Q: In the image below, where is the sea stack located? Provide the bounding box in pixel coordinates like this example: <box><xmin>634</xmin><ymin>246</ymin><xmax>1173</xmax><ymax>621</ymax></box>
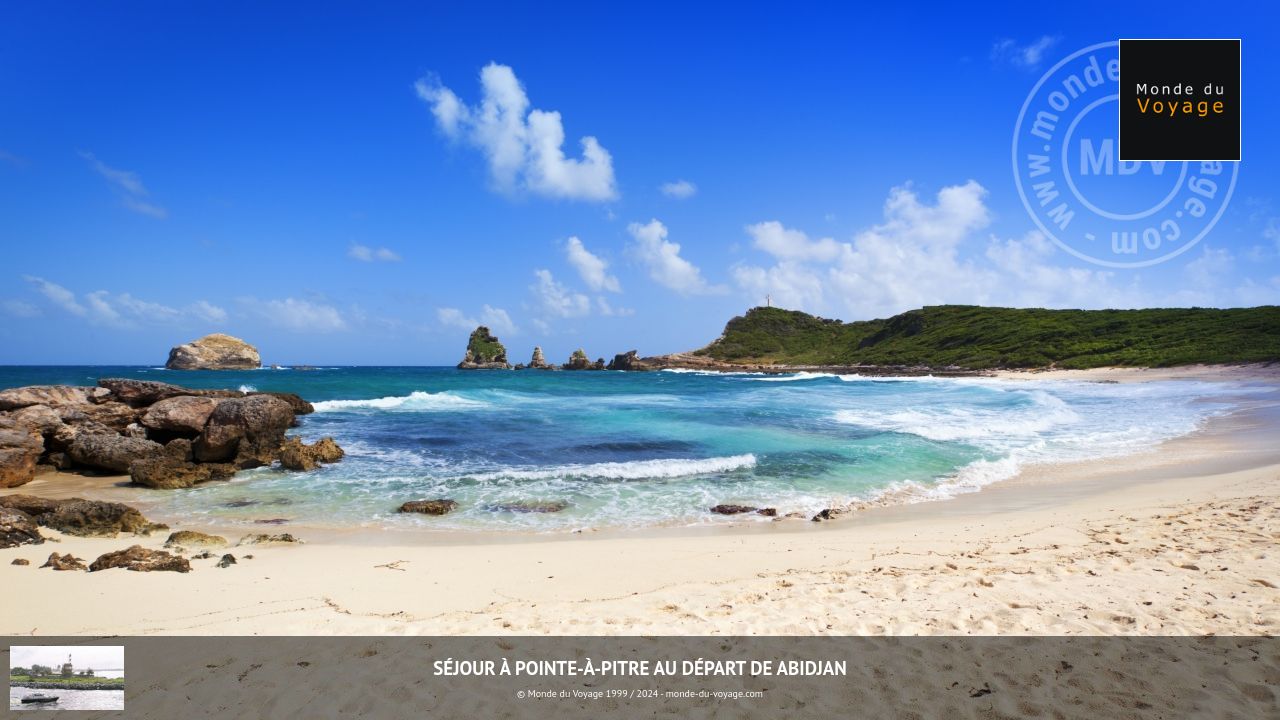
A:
<box><xmin>457</xmin><ymin>327</ymin><xmax>512</xmax><ymax>369</ymax></box>
<box><xmin>165</xmin><ymin>334</ymin><xmax>261</xmax><ymax>370</ymax></box>
<box><xmin>528</xmin><ymin>346</ymin><xmax>552</xmax><ymax>369</ymax></box>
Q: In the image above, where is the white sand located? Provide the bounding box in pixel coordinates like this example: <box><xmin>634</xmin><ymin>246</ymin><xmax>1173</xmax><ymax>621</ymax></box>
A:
<box><xmin>2</xmin><ymin>366</ymin><xmax>1278</xmax><ymax>637</ymax></box>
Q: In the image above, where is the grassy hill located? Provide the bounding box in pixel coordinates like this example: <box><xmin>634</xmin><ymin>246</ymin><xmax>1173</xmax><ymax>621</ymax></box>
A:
<box><xmin>692</xmin><ymin>305</ymin><xmax>1280</xmax><ymax>369</ymax></box>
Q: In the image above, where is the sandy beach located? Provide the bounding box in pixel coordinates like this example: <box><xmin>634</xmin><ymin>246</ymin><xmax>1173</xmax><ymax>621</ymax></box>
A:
<box><xmin>2</xmin><ymin>366</ymin><xmax>1278</xmax><ymax>637</ymax></box>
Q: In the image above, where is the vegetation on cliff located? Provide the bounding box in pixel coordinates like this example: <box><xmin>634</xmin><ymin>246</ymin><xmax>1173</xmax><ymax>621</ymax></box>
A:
<box><xmin>694</xmin><ymin>305</ymin><xmax>1280</xmax><ymax>369</ymax></box>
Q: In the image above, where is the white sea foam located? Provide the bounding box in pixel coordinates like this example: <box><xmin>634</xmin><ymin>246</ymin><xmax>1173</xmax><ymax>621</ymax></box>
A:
<box><xmin>238</xmin><ymin>384</ymin><xmax>258</xmax><ymax>393</ymax></box>
<box><xmin>312</xmin><ymin>391</ymin><xmax>487</xmax><ymax>412</ymax></box>
<box><xmin>831</xmin><ymin>391</ymin><xmax>1081</xmax><ymax>443</ymax></box>
<box><xmin>462</xmin><ymin>454</ymin><xmax>758</xmax><ymax>482</ymax></box>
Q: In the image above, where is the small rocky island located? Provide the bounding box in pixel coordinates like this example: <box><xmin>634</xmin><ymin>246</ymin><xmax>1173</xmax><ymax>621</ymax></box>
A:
<box><xmin>165</xmin><ymin>333</ymin><xmax>261</xmax><ymax>370</ymax></box>
<box><xmin>0</xmin><ymin>378</ymin><xmax>342</xmax><ymax>491</ymax></box>
<box><xmin>456</xmin><ymin>325</ymin><xmax>654</xmax><ymax>372</ymax></box>
<box><xmin>456</xmin><ymin>326</ymin><xmax>512</xmax><ymax>369</ymax></box>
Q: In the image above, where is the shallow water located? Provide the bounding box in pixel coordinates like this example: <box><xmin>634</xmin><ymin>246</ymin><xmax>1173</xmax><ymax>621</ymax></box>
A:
<box><xmin>0</xmin><ymin>366</ymin><xmax>1261</xmax><ymax>532</ymax></box>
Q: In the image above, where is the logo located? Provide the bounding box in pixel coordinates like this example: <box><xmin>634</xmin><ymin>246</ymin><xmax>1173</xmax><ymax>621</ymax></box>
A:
<box><xmin>1013</xmin><ymin>41</ymin><xmax>1237</xmax><ymax>268</ymax></box>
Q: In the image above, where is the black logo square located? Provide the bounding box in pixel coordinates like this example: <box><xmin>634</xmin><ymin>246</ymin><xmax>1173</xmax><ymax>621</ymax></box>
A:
<box><xmin>1119</xmin><ymin>39</ymin><xmax>1240</xmax><ymax>161</ymax></box>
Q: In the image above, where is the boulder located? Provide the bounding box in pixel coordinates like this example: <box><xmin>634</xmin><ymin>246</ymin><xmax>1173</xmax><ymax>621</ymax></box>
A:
<box><xmin>606</xmin><ymin>350</ymin><xmax>651</xmax><ymax>371</ymax></box>
<box><xmin>217</xmin><ymin>553</ymin><xmax>237</xmax><ymax>568</ymax></box>
<box><xmin>38</xmin><ymin>498</ymin><xmax>163</xmax><ymax>537</ymax></box>
<box><xmin>165</xmin><ymin>333</ymin><xmax>261</xmax><ymax>370</ymax></box>
<box><xmin>55</xmin><ymin>401</ymin><xmax>141</xmax><ymax>432</ymax></box>
<box><xmin>97</xmin><ymin>378</ymin><xmax>242</xmax><ymax>407</ymax></box>
<box><xmin>129</xmin><ymin>456</ymin><xmax>236</xmax><ymax>489</ymax></box>
<box><xmin>0</xmin><ymin>385</ymin><xmax>109</xmax><ymax>411</ymax></box>
<box><xmin>484</xmin><ymin>500</ymin><xmax>569</xmax><ymax>514</ymax></box>
<box><xmin>41</xmin><ymin>552</ymin><xmax>87</xmax><ymax>571</ymax></box>
<box><xmin>457</xmin><ymin>326</ymin><xmax>511</xmax><ymax>369</ymax></box>
<box><xmin>528</xmin><ymin>346</ymin><xmax>552</xmax><ymax>369</ymax></box>
<box><xmin>11</xmin><ymin>558</ymin><xmax>29</xmax><ymax>565</ymax></box>
<box><xmin>248</xmin><ymin>391</ymin><xmax>314</xmax><ymax>417</ymax></box>
<box><xmin>811</xmin><ymin>508</ymin><xmax>844</xmax><ymax>522</ymax></box>
<box><xmin>49</xmin><ymin>419</ymin><xmax>114</xmax><ymax>453</ymax></box>
<box><xmin>0</xmin><ymin>507</ymin><xmax>43</xmax><ymax>548</ymax></box>
<box><xmin>193</xmin><ymin>395</ymin><xmax>295</xmax><ymax>467</ymax></box>
<box><xmin>563</xmin><ymin>349</ymin><xmax>592</xmax><ymax>370</ymax></box>
<box><xmin>592</xmin><ymin>358</ymin><xmax>606</xmax><ymax>370</ymax></box>
<box><xmin>89</xmin><ymin>545</ymin><xmax>191</xmax><ymax>573</ymax></box>
<box><xmin>0</xmin><ymin>425</ymin><xmax>44</xmax><ymax>488</ymax></box>
<box><xmin>68</xmin><ymin>433</ymin><xmax>163</xmax><ymax>472</ymax></box>
<box><xmin>710</xmin><ymin>504</ymin><xmax>759</xmax><ymax>515</ymax></box>
<box><xmin>278</xmin><ymin>436</ymin><xmax>344</xmax><ymax>471</ymax></box>
<box><xmin>0</xmin><ymin>494</ymin><xmax>62</xmax><ymax>516</ymax></box>
<box><xmin>398</xmin><ymin>499</ymin><xmax>458</xmax><ymax>515</ymax></box>
<box><xmin>141</xmin><ymin>396</ymin><xmax>221</xmax><ymax>435</ymax></box>
<box><xmin>164</xmin><ymin>530</ymin><xmax>227</xmax><ymax>548</ymax></box>
<box><xmin>8</xmin><ymin>404</ymin><xmax>65</xmax><ymax>435</ymax></box>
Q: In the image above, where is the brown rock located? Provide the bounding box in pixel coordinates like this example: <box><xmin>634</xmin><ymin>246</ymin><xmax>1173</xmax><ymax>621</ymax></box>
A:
<box><xmin>39</xmin><ymin>498</ymin><xmax>160</xmax><ymax>537</ymax></box>
<box><xmin>68</xmin><ymin>432</ymin><xmax>163</xmax><ymax>472</ymax></box>
<box><xmin>278</xmin><ymin>436</ymin><xmax>344</xmax><ymax>471</ymax></box>
<box><xmin>217</xmin><ymin>553</ymin><xmax>237</xmax><ymax>568</ymax></box>
<box><xmin>11</xmin><ymin>558</ymin><xmax>29</xmax><ymax>565</ymax></box>
<box><xmin>0</xmin><ymin>385</ymin><xmax>109</xmax><ymax>411</ymax></box>
<box><xmin>129</xmin><ymin>456</ymin><xmax>236</xmax><ymax>489</ymax></box>
<box><xmin>165</xmin><ymin>334</ymin><xmax>261</xmax><ymax>370</ymax></box>
<box><xmin>0</xmin><ymin>494</ymin><xmax>62</xmax><ymax>516</ymax></box>
<box><xmin>41</xmin><ymin>552</ymin><xmax>87</xmax><ymax>571</ymax></box>
<box><xmin>141</xmin><ymin>396</ymin><xmax>221</xmax><ymax>435</ymax></box>
<box><xmin>398</xmin><ymin>499</ymin><xmax>458</xmax><ymax>515</ymax></box>
<box><xmin>89</xmin><ymin>545</ymin><xmax>191</xmax><ymax>573</ymax></box>
<box><xmin>9</xmin><ymin>404</ymin><xmax>64</xmax><ymax>435</ymax></box>
<box><xmin>164</xmin><ymin>530</ymin><xmax>227</xmax><ymax>548</ymax></box>
<box><xmin>0</xmin><ymin>507</ymin><xmax>43</xmax><ymax>548</ymax></box>
<box><xmin>248</xmin><ymin>392</ymin><xmax>314</xmax><ymax>417</ymax></box>
<box><xmin>710</xmin><ymin>504</ymin><xmax>758</xmax><ymax>515</ymax></box>
<box><xmin>0</xmin><ymin>424</ymin><xmax>44</xmax><ymax>488</ymax></box>
<box><xmin>811</xmin><ymin>508</ymin><xmax>844</xmax><ymax>522</ymax></box>
<box><xmin>193</xmin><ymin>395</ymin><xmax>294</xmax><ymax>467</ymax></box>
<box><xmin>56</xmin><ymin>401</ymin><xmax>142</xmax><ymax>432</ymax></box>
<box><xmin>606</xmin><ymin>350</ymin><xmax>651</xmax><ymax>371</ymax></box>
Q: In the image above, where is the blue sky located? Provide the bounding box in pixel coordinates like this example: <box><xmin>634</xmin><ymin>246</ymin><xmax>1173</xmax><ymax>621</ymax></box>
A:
<box><xmin>1</xmin><ymin>2</ymin><xmax>1276</xmax><ymax>365</ymax></box>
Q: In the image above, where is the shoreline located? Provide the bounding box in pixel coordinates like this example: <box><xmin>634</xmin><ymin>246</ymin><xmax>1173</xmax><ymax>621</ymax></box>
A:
<box><xmin>1</xmin><ymin>366</ymin><xmax>1278</xmax><ymax>635</ymax></box>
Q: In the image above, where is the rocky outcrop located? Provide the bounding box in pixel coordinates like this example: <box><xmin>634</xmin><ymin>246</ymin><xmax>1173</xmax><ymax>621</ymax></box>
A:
<box><xmin>90</xmin><ymin>545</ymin><xmax>191</xmax><ymax>573</ymax></box>
<box><xmin>606</xmin><ymin>350</ymin><xmax>653</xmax><ymax>371</ymax></box>
<box><xmin>528</xmin><ymin>346</ymin><xmax>552</xmax><ymax>369</ymax></box>
<box><xmin>237</xmin><ymin>533</ymin><xmax>299</xmax><ymax>545</ymax></box>
<box><xmin>165</xmin><ymin>530</ymin><xmax>227</xmax><ymax>548</ymax></box>
<box><xmin>398</xmin><ymin>499</ymin><xmax>458</xmax><ymax>515</ymax></box>
<box><xmin>217</xmin><ymin>553</ymin><xmax>237</xmax><ymax>568</ymax></box>
<box><xmin>97</xmin><ymin>378</ymin><xmax>241</xmax><ymax>407</ymax></box>
<box><xmin>11</xmin><ymin>558</ymin><xmax>29</xmax><ymax>565</ymax></box>
<box><xmin>129</xmin><ymin>456</ymin><xmax>237</xmax><ymax>489</ymax></box>
<box><xmin>0</xmin><ymin>507</ymin><xmax>43</xmax><ymax>548</ymax></box>
<box><xmin>141</xmin><ymin>396</ymin><xmax>221</xmax><ymax>435</ymax></box>
<box><xmin>0</xmin><ymin>385</ymin><xmax>110</xmax><ymax>411</ymax></box>
<box><xmin>563</xmin><ymin>349</ymin><xmax>592</xmax><ymax>370</ymax></box>
<box><xmin>39</xmin><ymin>498</ymin><xmax>165</xmax><ymax>537</ymax></box>
<box><xmin>0</xmin><ymin>422</ymin><xmax>44</xmax><ymax>488</ymax></box>
<box><xmin>41</xmin><ymin>552</ymin><xmax>87</xmax><ymax>571</ymax></box>
<box><xmin>278</xmin><ymin>436</ymin><xmax>344</xmax><ymax>471</ymax></box>
<box><xmin>457</xmin><ymin>326</ymin><xmax>512</xmax><ymax>369</ymax></box>
<box><xmin>0</xmin><ymin>494</ymin><xmax>61</xmax><ymax>516</ymax></box>
<box><xmin>165</xmin><ymin>333</ymin><xmax>261</xmax><ymax>370</ymax></box>
<box><xmin>193</xmin><ymin>395</ymin><xmax>295</xmax><ymax>467</ymax></box>
<box><xmin>68</xmin><ymin>433</ymin><xmax>163</xmax><ymax>472</ymax></box>
<box><xmin>250</xmin><ymin>391</ymin><xmax>314</xmax><ymax>417</ymax></box>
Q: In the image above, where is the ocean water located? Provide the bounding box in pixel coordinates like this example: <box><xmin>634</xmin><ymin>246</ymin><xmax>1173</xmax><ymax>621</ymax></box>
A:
<box><xmin>0</xmin><ymin>366</ymin><xmax>1257</xmax><ymax>532</ymax></box>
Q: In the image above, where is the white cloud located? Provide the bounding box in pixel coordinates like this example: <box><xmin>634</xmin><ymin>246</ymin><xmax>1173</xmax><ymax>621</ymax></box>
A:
<box><xmin>991</xmin><ymin>36</ymin><xmax>1059</xmax><ymax>68</ymax></box>
<box><xmin>416</xmin><ymin>63</ymin><xmax>617</xmax><ymax>201</ymax></box>
<box><xmin>436</xmin><ymin>305</ymin><xmax>517</xmax><ymax>335</ymax></box>
<box><xmin>79</xmin><ymin>151</ymin><xmax>167</xmax><ymax>218</ymax></box>
<box><xmin>745</xmin><ymin>221</ymin><xmax>842</xmax><ymax>262</ymax></box>
<box><xmin>254</xmin><ymin>298</ymin><xmax>346</xmax><ymax>333</ymax></box>
<box><xmin>21</xmin><ymin>275</ymin><xmax>227</xmax><ymax>327</ymax></box>
<box><xmin>660</xmin><ymin>180</ymin><xmax>697</xmax><ymax>199</ymax></box>
<box><xmin>530</xmin><ymin>269</ymin><xmax>591</xmax><ymax>318</ymax></box>
<box><xmin>348</xmin><ymin>244</ymin><xmax>402</xmax><ymax>262</ymax></box>
<box><xmin>627</xmin><ymin>219</ymin><xmax>724</xmax><ymax>296</ymax></box>
<box><xmin>564</xmin><ymin>236</ymin><xmax>620</xmax><ymax>292</ymax></box>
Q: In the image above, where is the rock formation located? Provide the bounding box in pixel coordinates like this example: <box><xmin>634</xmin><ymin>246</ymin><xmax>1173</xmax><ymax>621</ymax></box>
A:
<box><xmin>484</xmin><ymin>500</ymin><xmax>569</xmax><ymax>513</ymax></box>
<box><xmin>528</xmin><ymin>346</ymin><xmax>552</xmax><ymax>369</ymax></box>
<box><xmin>563</xmin><ymin>349</ymin><xmax>592</xmax><ymax>370</ymax></box>
<box><xmin>0</xmin><ymin>495</ymin><xmax>166</xmax><ymax>537</ymax></box>
<box><xmin>41</xmin><ymin>552</ymin><xmax>87</xmax><ymax>571</ymax></box>
<box><xmin>0</xmin><ymin>507</ymin><xmax>43</xmax><ymax>548</ymax></box>
<box><xmin>165</xmin><ymin>530</ymin><xmax>227</xmax><ymax>548</ymax></box>
<box><xmin>0</xmin><ymin>378</ymin><xmax>338</xmax><ymax>489</ymax></box>
<box><xmin>89</xmin><ymin>545</ymin><xmax>191</xmax><ymax>573</ymax></box>
<box><xmin>278</xmin><ymin>436</ymin><xmax>344</xmax><ymax>471</ymax></box>
<box><xmin>398</xmin><ymin>499</ymin><xmax>458</xmax><ymax>515</ymax></box>
<box><xmin>606</xmin><ymin>350</ymin><xmax>653</xmax><ymax>371</ymax></box>
<box><xmin>165</xmin><ymin>333</ymin><xmax>261</xmax><ymax>370</ymax></box>
<box><xmin>457</xmin><ymin>326</ymin><xmax>511</xmax><ymax>369</ymax></box>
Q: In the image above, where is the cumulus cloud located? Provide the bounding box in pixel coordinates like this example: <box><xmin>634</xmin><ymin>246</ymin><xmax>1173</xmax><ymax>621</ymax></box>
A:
<box><xmin>627</xmin><ymin>219</ymin><xmax>724</xmax><ymax>296</ymax></box>
<box><xmin>252</xmin><ymin>298</ymin><xmax>346</xmax><ymax>333</ymax></box>
<box><xmin>416</xmin><ymin>63</ymin><xmax>617</xmax><ymax>201</ymax></box>
<box><xmin>530</xmin><ymin>269</ymin><xmax>591</xmax><ymax>318</ymax></box>
<box><xmin>21</xmin><ymin>275</ymin><xmax>228</xmax><ymax>327</ymax></box>
<box><xmin>79</xmin><ymin>151</ymin><xmax>167</xmax><ymax>218</ymax></box>
<box><xmin>991</xmin><ymin>36</ymin><xmax>1059</xmax><ymax>68</ymax></box>
<box><xmin>348</xmin><ymin>243</ymin><xmax>402</xmax><ymax>262</ymax></box>
<box><xmin>745</xmin><ymin>221</ymin><xmax>842</xmax><ymax>262</ymax></box>
<box><xmin>564</xmin><ymin>236</ymin><xmax>620</xmax><ymax>292</ymax></box>
<box><xmin>660</xmin><ymin>180</ymin><xmax>697</xmax><ymax>199</ymax></box>
<box><xmin>436</xmin><ymin>304</ymin><xmax>518</xmax><ymax>335</ymax></box>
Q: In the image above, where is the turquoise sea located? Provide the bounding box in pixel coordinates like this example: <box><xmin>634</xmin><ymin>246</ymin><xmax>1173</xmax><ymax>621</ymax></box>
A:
<box><xmin>0</xmin><ymin>366</ymin><xmax>1259</xmax><ymax>532</ymax></box>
